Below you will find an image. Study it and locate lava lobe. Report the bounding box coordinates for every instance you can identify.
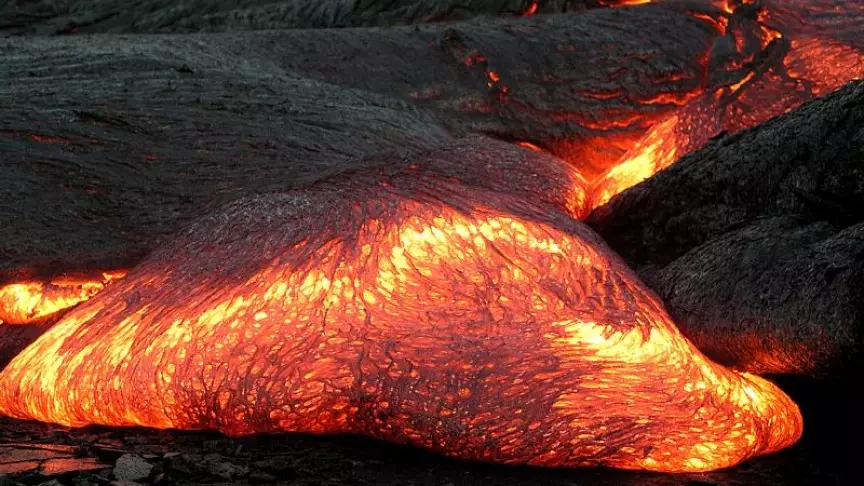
[0,145,801,473]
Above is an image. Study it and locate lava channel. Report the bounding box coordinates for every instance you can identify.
[0,159,801,473]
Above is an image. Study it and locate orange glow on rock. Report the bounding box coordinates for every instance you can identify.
[691,12,729,34]
[0,173,801,472]
[784,37,864,97]
[727,71,756,95]
[0,272,128,325]
[29,135,69,145]
[589,116,680,209]
[602,0,653,6]
[517,141,543,152]
[7,0,856,472]
[523,2,538,17]
[567,1,864,212]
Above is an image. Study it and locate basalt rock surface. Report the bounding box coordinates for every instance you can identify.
[587,80,864,377]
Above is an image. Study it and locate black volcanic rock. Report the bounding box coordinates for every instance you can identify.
[0,4,720,282]
[587,80,864,377]
[0,1,622,36]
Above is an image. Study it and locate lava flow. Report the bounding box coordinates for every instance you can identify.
[572,0,864,210]
[589,116,680,209]
[5,0,856,474]
[0,161,802,473]
[0,271,127,325]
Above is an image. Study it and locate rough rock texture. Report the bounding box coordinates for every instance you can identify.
[0,138,808,472]
[765,0,864,50]
[587,80,864,377]
[112,455,152,482]
[0,4,722,283]
[0,1,861,483]
[0,0,628,35]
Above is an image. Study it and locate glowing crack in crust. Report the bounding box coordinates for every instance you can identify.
[0,171,801,473]
[580,0,864,209]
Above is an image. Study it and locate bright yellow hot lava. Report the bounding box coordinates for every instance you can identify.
[589,116,680,209]
[0,272,127,325]
[0,196,801,473]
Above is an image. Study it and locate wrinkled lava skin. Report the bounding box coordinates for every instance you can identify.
[0,157,801,473]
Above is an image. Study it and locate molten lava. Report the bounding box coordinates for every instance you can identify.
[784,37,864,97]
[6,0,858,473]
[575,0,864,209]
[0,272,127,325]
[589,116,680,209]
[0,167,801,473]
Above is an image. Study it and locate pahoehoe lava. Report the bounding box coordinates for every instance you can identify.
[3,0,864,478]
[0,152,802,473]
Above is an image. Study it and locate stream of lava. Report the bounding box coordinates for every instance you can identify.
[573,0,864,210]
[0,174,802,472]
[2,0,862,474]
[589,116,680,209]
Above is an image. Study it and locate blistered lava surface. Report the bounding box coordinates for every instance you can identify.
[0,162,801,473]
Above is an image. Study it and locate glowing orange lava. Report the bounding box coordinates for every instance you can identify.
[573,0,864,210]
[589,116,680,209]
[784,37,864,97]
[0,272,127,325]
[6,0,855,472]
[0,176,801,472]
[517,141,543,152]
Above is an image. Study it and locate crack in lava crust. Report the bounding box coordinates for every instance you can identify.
[0,168,801,473]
